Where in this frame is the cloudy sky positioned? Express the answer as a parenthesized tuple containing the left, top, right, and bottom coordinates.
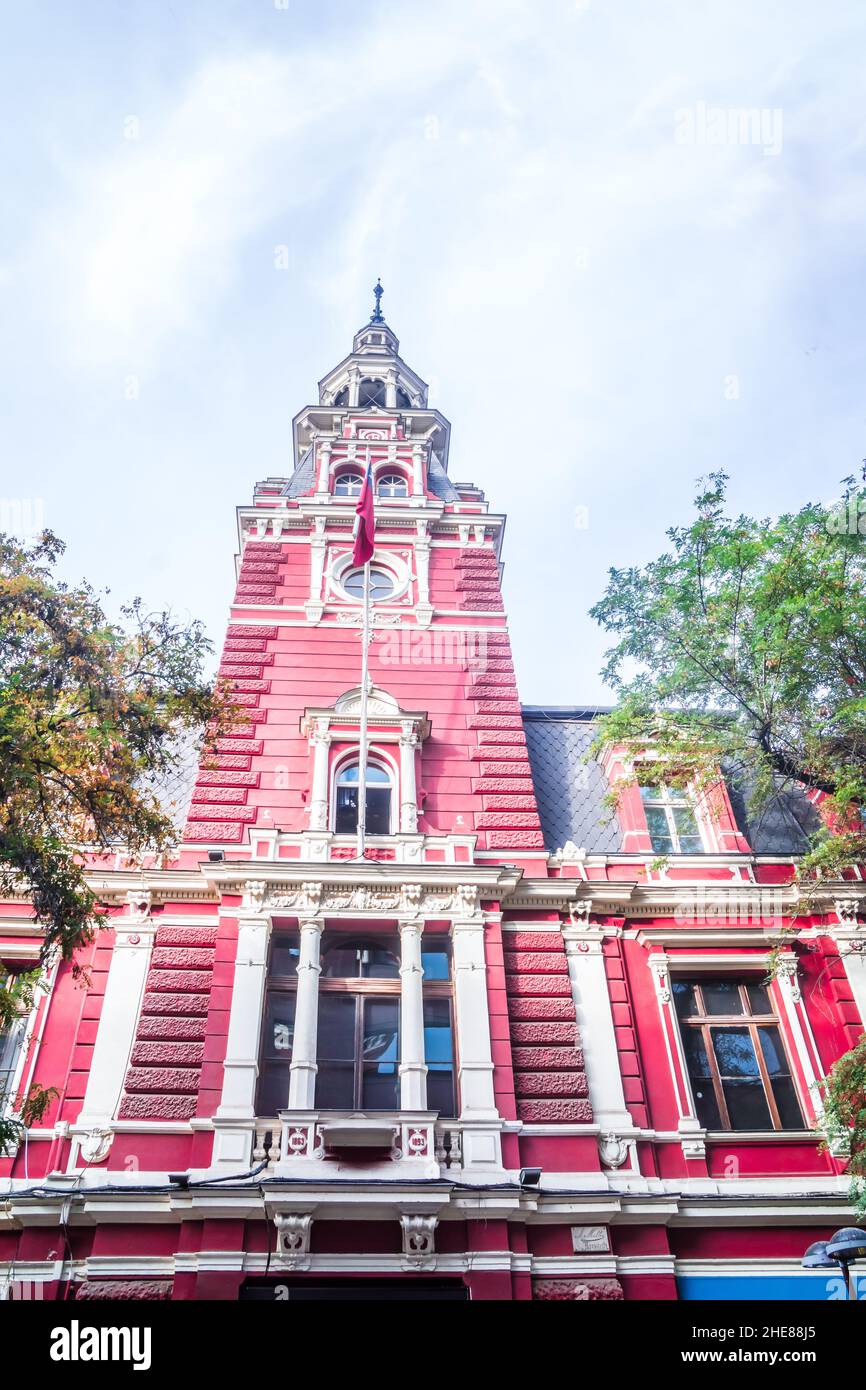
(2, 0, 864, 702)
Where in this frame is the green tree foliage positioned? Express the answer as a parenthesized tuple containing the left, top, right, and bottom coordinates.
(590, 471, 866, 876)
(0, 531, 224, 1148)
(820, 1036, 866, 1220)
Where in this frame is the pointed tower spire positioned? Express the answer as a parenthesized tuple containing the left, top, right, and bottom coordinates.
(370, 277, 386, 324)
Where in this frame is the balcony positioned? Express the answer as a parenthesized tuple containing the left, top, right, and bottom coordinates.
(254, 1112, 466, 1179)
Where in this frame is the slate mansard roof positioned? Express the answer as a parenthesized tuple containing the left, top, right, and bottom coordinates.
(523, 706, 821, 858)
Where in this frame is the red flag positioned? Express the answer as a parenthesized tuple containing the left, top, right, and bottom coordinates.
(352, 460, 375, 566)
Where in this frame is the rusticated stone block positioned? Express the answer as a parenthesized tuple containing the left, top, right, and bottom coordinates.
(75, 1281, 173, 1301)
(474, 778, 534, 793)
(477, 660, 515, 674)
(516, 1098, 592, 1123)
(192, 787, 248, 805)
(505, 973, 571, 996)
(223, 679, 271, 695)
(504, 952, 568, 975)
(505, 932, 564, 952)
(532, 1279, 623, 1302)
(145, 969, 212, 993)
(219, 665, 269, 680)
(184, 822, 245, 843)
(216, 738, 263, 755)
(476, 813, 541, 829)
(221, 638, 267, 652)
(135, 1015, 208, 1040)
(477, 760, 534, 776)
(482, 795, 539, 812)
(131, 1041, 205, 1066)
(124, 1067, 199, 1094)
(225, 692, 262, 708)
(239, 562, 281, 575)
(475, 699, 523, 714)
(462, 600, 504, 611)
(235, 586, 277, 599)
(508, 997, 575, 1021)
(511, 1046, 584, 1070)
(118, 1094, 198, 1120)
(150, 948, 215, 971)
(188, 804, 256, 821)
(486, 830, 546, 849)
(227, 623, 277, 638)
(242, 543, 283, 557)
(142, 992, 209, 1016)
(510, 1021, 580, 1045)
(196, 771, 259, 788)
(199, 755, 253, 773)
(514, 1070, 589, 1098)
(151, 920, 216, 948)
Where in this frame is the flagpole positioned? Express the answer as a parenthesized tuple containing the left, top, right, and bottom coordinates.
(356, 558, 371, 860)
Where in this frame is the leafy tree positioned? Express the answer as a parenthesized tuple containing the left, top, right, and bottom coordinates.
(590, 471, 866, 879)
(820, 1036, 866, 1221)
(0, 531, 224, 1149)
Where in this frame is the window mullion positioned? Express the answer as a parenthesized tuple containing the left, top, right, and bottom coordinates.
(749, 1022, 782, 1131)
(703, 1024, 731, 1129)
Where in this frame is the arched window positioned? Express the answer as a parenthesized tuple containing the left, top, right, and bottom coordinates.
(358, 377, 387, 409)
(342, 566, 396, 602)
(334, 761, 393, 835)
(333, 386, 349, 408)
(334, 471, 364, 498)
(396, 386, 413, 409)
(377, 472, 408, 499)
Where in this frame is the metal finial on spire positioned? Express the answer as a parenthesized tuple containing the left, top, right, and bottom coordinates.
(370, 278, 385, 324)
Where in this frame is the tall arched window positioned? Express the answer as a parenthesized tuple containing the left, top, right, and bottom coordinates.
(358, 378, 387, 408)
(377, 473, 408, 499)
(334, 760, 393, 835)
(334, 471, 363, 498)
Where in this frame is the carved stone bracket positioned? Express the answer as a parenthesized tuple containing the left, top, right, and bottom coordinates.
(400, 1214, 438, 1270)
(274, 1213, 313, 1270)
(78, 1127, 114, 1166)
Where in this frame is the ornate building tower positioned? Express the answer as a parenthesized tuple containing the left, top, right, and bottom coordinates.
(1, 290, 861, 1304)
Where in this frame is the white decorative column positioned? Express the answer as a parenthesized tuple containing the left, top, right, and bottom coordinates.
(385, 368, 398, 409)
(398, 919, 428, 1109)
(348, 367, 360, 408)
(316, 440, 333, 497)
(412, 445, 426, 498)
(73, 891, 157, 1162)
(214, 890, 271, 1123)
(563, 915, 634, 1136)
(306, 517, 327, 624)
(308, 720, 331, 831)
(451, 902, 497, 1123)
(288, 915, 324, 1108)
(399, 722, 420, 833)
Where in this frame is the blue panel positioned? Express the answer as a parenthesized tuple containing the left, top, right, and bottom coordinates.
(678, 1274, 866, 1301)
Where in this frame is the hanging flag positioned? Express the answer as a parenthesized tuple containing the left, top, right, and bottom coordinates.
(352, 458, 375, 566)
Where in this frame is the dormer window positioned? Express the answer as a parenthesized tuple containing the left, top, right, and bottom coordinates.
(378, 473, 408, 499)
(640, 784, 704, 854)
(334, 471, 363, 498)
(358, 378, 387, 409)
(334, 761, 393, 835)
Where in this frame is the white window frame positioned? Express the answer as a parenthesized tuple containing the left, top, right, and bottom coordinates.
(640, 783, 706, 854)
(330, 748, 399, 837)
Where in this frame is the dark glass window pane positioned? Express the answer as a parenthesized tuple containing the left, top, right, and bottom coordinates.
(421, 944, 451, 981)
(645, 806, 674, 853)
(423, 998, 454, 1065)
(258, 1063, 291, 1115)
(769, 1075, 804, 1130)
(317, 994, 356, 1060)
(710, 1026, 760, 1076)
(702, 982, 744, 1016)
(360, 943, 400, 980)
(673, 981, 697, 1018)
(427, 1069, 456, 1117)
(681, 1029, 720, 1127)
(673, 806, 703, 853)
(363, 999, 399, 1062)
(343, 567, 395, 601)
(335, 786, 358, 834)
(366, 787, 391, 834)
(362, 1063, 399, 1110)
(262, 994, 295, 1060)
(316, 1063, 354, 1109)
(640, 785, 662, 804)
(746, 982, 771, 1015)
(321, 941, 363, 978)
(270, 935, 300, 978)
(756, 1025, 789, 1077)
(722, 1078, 773, 1130)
